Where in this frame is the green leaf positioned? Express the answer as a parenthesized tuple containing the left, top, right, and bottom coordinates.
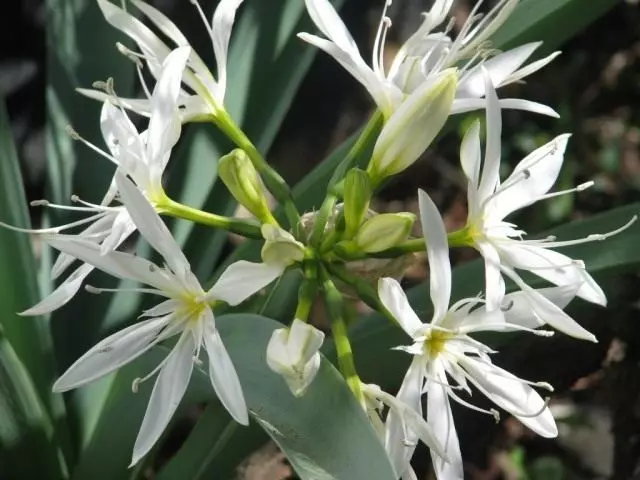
(75, 315, 396, 480)
(348, 203, 640, 387)
(490, 0, 618, 55)
(0, 333, 64, 479)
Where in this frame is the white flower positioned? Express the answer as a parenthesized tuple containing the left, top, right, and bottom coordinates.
(266, 319, 325, 396)
(47, 172, 284, 465)
(378, 190, 559, 480)
(78, 0, 243, 122)
(0, 47, 190, 316)
(459, 69, 637, 336)
(299, 0, 559, 119)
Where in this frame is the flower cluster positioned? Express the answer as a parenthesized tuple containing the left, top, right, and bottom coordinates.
(3, 0, 635, 477)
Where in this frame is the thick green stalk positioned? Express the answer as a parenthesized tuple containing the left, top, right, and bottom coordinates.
(320, 267, 364, 404)
(156, 195, 263, 239)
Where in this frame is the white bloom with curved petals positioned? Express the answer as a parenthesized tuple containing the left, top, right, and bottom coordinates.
(48, 173, 283, 466)
(459, 69, 637, 332)
(379, 190, 560, 480)
(0, 47, 190, 316)
(266, 319, 325, 397)
(78, 0, 243, 121)
(299, 0, 559, 119)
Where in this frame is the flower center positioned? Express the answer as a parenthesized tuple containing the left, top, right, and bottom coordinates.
(424, 330, 452, 359)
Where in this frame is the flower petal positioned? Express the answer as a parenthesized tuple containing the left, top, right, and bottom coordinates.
(385, 358, 424, 477)
(477, 241, 505, 312)
(451, 97, 559, 118)
(44, 234, 175, 292)
(477, 68, 502, 204)
(131, 332, 195, 465)
(457, 43, 541, 98)
(499, 243, 606, 306)
(460, 119, 481, 190)
(115, 172, 191, 278)
(207, 260, 282, 306)
(427, 362, 463, 480)
(20, 263, 94, 316)
(99, 210, 136, 255)
(377, 277, 423, 337)
(303, 0, 359, 54)
(500, 284, 577, 329)
(53, 315, 171, 392)
(488, 135, 570, 220)
(287, 319, 325, 366)
(418, 189, 451, 324)
(203, 314, 248, 425)
(461, 357, 558, 438)
(211, 0, 244, 102)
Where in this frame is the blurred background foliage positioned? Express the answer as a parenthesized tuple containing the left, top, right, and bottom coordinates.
(1, 0, 640, 478)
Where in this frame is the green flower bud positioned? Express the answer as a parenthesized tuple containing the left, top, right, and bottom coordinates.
(219, 149, 277, 225)
(343, 168, 372, 239)
(353, 213, 416, 253)
(367, 69, 457, 185)
(261, 224, 305, 267)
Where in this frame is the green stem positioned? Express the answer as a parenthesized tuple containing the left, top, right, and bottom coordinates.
(320, 267, 364, 404)
(295, 264, 318, 321)
(325, 263, 389, 317)
(213, 110, 301, 235)
(157, 195, 262, 239)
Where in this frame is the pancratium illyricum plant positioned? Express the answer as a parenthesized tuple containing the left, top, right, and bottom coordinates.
(2, 0, 637, 477)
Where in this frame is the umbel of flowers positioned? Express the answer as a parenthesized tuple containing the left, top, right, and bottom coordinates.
(2, 0, 636, 477)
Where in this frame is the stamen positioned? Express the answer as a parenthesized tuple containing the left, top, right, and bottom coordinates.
(461, 322, 555, 337)
(116, 42, 144, 69)
(85, 285, 165, 296)
(531, 181, 594, 203)
(70, 195, 121, 212)
(66, 125, 81, 140)
(0, 212, 109, 235)
(508, 397, 551, 418)
(447, 386, 501, 422)
(500, 299, 514, 312)
(65, 127, 119, 167)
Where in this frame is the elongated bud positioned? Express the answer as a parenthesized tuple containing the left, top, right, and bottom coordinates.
(353, 213, 415, 253)
(266, 319, 325, 396)
(219, 149, 276, 225)
(343, 168, 372, 239)
(367, 69, 457, 184)
(261, 224, 305, 267)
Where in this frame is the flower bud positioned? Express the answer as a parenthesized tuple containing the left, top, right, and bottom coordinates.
(354, 213, 415, 253)
(261, 224, 305, 267)
(218, 149, 276, 224)
(343, 168, 372, 239)
(266, 319, 325, 397)
(367, 69, 457, 184)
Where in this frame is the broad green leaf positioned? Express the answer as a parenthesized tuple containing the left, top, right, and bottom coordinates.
(490, 0, 618, 55)
(347, 203, 640, 387)
(0, 333, 63, 479)
(74, 315, 396, 480)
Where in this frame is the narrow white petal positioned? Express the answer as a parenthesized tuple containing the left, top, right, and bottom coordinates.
(77, 89, 153, 117)
(501, 267, 597, 341)
(427, 362, 463, 480)
(211, 0, 244, 102)
(457, 43, 541, 98)
(131, 332, 195, 465)
(115, 173, 191, 277)
(131, 0, 189, 46)
(506, 51, 562, 86)
(20, 263, 94, 316)
(488, 134, 570, 219)
(203, 315, 248, 425)
(297, 33, 394, 113)
(100, 101, 143, 168)
(207, 261, 282, 306)
(99, 211, 136, 255)
(461, 357, 558, 438)
(146, 46, 190, 167)
(385, 358, 424, 478)
(303, 0, 359, 54)
(53, 315, 171, 392)
(97, 0, 171, 67)
(477, 242, 505, 312)
(499, 284, 577, 329)
(44, 234, 175, 292)
(460, 120, 481, 189)
(451, 98, 559, 117)
(477, 69, 502, 204)
(377, 278, 423, 337)
(500, 244, 606, 306)
(265, 329, 292, 374)
(418, 190, 451, 323)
